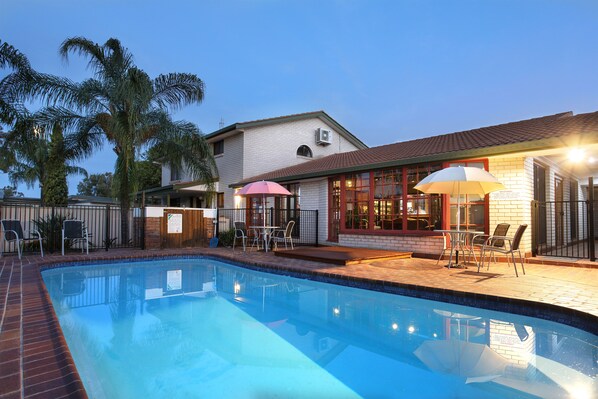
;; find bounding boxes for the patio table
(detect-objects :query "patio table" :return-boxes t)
[250,225,278,252]
[435,230,483,269]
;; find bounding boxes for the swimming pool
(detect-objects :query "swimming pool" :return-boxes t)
[42,257,597,399]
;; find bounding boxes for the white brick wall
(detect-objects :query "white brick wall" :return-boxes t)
[301,179,329,244]
[488,156,534,255]
[242,119,359,180]
[214,134,244,208]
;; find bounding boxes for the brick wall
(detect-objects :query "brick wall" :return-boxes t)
[339,233,444,256]
[301,179,328,243]
[145,217,162,250]
[488,156,534,255]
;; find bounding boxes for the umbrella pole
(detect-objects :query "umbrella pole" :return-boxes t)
[455,188,461,268]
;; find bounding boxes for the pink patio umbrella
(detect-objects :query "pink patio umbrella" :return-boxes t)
[236,181,292,227]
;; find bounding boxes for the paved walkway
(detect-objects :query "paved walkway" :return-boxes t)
[1,248,597,398]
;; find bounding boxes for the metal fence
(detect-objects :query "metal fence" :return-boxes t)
[0,202,145,254]
[531,200,596,259]
[216,208,319,246]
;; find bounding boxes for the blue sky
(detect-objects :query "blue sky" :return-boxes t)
[2,0,598,197]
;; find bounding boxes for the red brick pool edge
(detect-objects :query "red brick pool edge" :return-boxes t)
[1,248,597,398]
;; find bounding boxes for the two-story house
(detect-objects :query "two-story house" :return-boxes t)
[144,111,367,208]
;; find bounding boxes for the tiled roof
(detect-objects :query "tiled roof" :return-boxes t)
[236,111,598,185]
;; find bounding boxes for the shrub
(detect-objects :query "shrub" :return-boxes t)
[218,228,236,247]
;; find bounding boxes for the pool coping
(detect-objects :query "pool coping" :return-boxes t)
[2,249,598,399]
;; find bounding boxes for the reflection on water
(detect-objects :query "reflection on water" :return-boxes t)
[43,259,597,399]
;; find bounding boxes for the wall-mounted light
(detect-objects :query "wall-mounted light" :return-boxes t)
[233,282,241,294]
[332,307,341,316]
[408,325,415,334]
[391,323,399,331]
[568,148,586,163]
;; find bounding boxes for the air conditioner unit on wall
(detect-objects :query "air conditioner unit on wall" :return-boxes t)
[316,128,332,146]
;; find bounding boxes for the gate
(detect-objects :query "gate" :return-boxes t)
[532,199,596,260]
[160,208,208,248]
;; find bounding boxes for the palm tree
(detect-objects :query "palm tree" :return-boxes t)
[1,40,85,202]
[0,121,86,204]
[35,37,216,240]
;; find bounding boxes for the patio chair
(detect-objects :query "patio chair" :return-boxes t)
[233,222,262,252]
[233,221,248,251]
[470,223,510,265]
[479,224,527,277]
[62,220,89,256]
[0,219,44,259]
[436,232,450,265]
[272,220,295,250]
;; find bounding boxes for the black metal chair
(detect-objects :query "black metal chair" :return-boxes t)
[470,223,510,265]
[62,220,89,256]
[0,219,44,259]
[479,224,527,277]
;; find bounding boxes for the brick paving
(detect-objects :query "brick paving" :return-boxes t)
[1,247,597,398]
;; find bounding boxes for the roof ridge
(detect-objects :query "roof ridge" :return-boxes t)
[237,110,324,126]
[391,111,573,146]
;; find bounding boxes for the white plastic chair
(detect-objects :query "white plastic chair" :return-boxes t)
[0,219,44,259]
[62,220,89,256]
[272,220,295,250]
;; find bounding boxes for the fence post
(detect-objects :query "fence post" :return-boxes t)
[315,210,319,247]
[531,200,537,257]
[588,177,595,261]
[141,206,146,250]
[215,208,220,237]
[51,206,55,254]
[105,205,110,251]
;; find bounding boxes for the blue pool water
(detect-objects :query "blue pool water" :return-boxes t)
[42,258,597,399]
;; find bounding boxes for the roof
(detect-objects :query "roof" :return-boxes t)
[204,110,368,149]
[68,195,118,205]
[234,111,598,186]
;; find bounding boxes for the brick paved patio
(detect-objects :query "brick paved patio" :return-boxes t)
[1,248,597,398]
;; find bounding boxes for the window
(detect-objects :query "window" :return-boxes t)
[296,145,313,158]
[345,172,370,230]
[213,140,224,156]
[170,165,181,181]
[374,169,403,231]
[406,165,442,230]
[216,193,224,208]
[447,161,487,232]
[340,164,443,233]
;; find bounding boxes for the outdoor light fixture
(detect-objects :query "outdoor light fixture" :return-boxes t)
[391,323,399,330]
[568,148,586,163]
[233,282,241,294]
[332,307,341,316]
[408,325,415,334]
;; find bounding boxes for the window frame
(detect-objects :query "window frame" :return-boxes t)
[213,139,224,156]
[338,163,446,235]
[296,145,313,158]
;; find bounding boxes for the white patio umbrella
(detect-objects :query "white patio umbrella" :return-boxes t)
[414,339,509,384]
[414,166,505,231]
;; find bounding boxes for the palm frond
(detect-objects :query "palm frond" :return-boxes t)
[152,73,204,111]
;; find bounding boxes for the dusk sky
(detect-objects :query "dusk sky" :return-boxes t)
[2,0,598,197]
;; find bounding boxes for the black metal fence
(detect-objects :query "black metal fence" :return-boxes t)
[0,202,145,255]
[216,208,319,246]
[532,200,596,260]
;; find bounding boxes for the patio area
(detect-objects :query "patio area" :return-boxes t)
[1,247,597,398]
